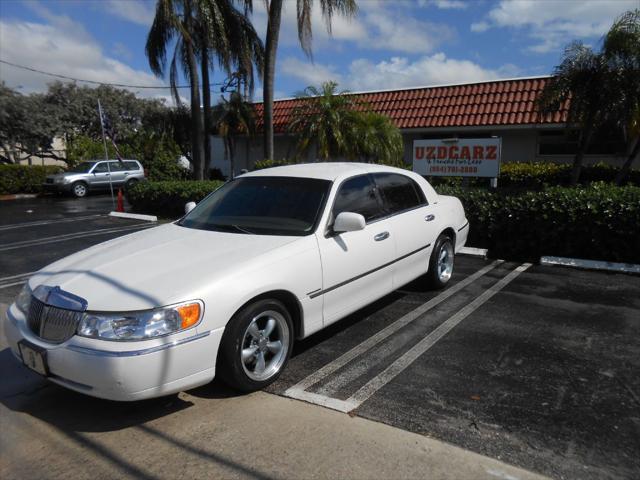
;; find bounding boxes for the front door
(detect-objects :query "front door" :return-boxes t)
[315,174,395,326]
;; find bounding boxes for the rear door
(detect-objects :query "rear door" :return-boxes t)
[372,172,435,288]
[315,174,395,326]
[107,161,128,185]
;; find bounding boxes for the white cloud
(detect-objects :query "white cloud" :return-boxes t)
[102,0,155,26]
[0,15,169,101]
[473,0,638,53]
[280,57,343,87]
[419,0,469,9]
[251,0,454,55]
[281,53,521,92]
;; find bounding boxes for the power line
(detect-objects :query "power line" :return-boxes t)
[0,58,224,89]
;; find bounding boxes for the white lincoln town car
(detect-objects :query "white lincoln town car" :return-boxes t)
[5,163,468,401]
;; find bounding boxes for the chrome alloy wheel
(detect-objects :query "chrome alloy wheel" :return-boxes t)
[73,183,87,197]
[437,240,454,283]
[240,310,290,381]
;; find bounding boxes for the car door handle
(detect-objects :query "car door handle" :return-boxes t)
[425,214,435,222]
[374,232,390,241]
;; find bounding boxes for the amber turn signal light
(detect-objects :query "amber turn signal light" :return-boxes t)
[177,302,201,330]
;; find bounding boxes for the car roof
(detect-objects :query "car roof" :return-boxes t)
[241,162,415,182]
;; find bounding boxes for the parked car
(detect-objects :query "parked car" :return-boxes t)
[43,159,145,198]
[6,163,468,401]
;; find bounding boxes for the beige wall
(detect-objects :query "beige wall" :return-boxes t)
[1,137,67,167]
[212,126,628,173]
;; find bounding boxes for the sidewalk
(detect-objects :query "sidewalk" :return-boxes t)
[1,371,549,480]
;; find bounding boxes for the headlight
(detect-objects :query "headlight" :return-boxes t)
[77,301,202,341]
[16,283,32,314]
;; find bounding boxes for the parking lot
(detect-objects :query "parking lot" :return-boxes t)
[1,195,639,480]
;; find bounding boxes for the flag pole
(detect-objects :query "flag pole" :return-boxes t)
[97,99,116,209]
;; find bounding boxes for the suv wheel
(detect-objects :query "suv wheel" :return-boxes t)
[71,181,88,198]
[125,178,138,191]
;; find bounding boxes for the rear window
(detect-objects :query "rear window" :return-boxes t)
[125,161,140,170]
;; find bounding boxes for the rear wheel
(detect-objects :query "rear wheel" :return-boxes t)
[427,234,455,289]
[124,178,138,191]
[71,181,88,198]
[218,299,293,392]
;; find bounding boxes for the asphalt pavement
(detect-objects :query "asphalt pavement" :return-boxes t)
[1,195,639,480]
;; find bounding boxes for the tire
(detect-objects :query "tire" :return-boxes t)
[217,299,293,392]
[71,181,88,198]
[427,233,455,289]
[124,178,138,191]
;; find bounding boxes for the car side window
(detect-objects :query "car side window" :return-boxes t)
[332,175,384,223]
[125,161,139,171]
[373,173,426,215]
[92,163,108,173]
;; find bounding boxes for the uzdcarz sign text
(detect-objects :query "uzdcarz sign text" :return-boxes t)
[413,138,501,177]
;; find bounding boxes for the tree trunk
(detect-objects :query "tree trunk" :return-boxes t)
[263,0,283,161]
[570,124,594,186]
[184,11,205,180]
[202,52,211,178]
[615,136,640,185]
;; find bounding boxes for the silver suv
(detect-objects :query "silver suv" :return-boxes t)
[44,160,146,198]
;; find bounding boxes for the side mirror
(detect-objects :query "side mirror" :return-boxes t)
[333,212,366,233]
[184,202,196,214]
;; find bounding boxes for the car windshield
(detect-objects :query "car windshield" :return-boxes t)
[69,162,96,173]
[178,176,331,236]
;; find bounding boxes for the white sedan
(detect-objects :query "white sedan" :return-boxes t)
[5,163,468,400]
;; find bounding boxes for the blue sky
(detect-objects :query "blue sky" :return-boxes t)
[0,0,637,104]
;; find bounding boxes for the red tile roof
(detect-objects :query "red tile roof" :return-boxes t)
[253,77,567,133]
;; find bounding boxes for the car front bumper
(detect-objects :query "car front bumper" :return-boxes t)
[4,303,223,401]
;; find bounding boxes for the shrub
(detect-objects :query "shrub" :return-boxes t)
[253,159,293,170]
[428,162,639,190]
[437,183,640,263]
[126,180,224,218]
[0,164,65,194]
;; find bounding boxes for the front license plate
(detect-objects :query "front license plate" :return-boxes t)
[18,341,49,376]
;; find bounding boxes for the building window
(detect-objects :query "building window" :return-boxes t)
[538,128,625,156]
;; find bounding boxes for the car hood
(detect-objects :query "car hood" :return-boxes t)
[28,223,300,311]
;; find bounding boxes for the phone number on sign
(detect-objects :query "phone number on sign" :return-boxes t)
[429,165,478,174]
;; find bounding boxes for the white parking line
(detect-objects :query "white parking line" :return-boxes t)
[0,280,30,290]
[285,262,530,413]
[285,260,502,398]
[0,271,37,282]
[0,214,104,231]
[0,223,153,252]
[347,263,531,408]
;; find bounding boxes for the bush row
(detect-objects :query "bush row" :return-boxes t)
[0,164,64,195]
[438,183,640,264]
[126,180,224,218]
[429,162,639,190]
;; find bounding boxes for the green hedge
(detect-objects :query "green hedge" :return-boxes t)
[0,164,65,195]
[438,183,640,263]
[253,159,293,170]
[126,180,224,218]
[429,162,639,190]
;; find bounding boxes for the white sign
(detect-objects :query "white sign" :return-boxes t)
[413,138,501,177]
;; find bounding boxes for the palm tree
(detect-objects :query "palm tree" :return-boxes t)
[289,81,404,165]
[262,0,358,161]
[537,42,608,185]
[289,81,356,161]
[603,9,640,185]
[146,0,264,180]
[350,111,404,166]
[147,0,205,179]
[213,91,256,178]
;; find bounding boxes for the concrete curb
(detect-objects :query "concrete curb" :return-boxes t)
[0,194,39,201]
[108,211,157,222]
[459,247,488,258]
[540,256,640,275]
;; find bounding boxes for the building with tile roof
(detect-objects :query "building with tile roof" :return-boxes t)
[210,76,626,176]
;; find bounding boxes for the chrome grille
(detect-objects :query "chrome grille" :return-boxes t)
[27,296,81,343]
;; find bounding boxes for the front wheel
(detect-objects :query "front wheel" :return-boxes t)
[217,299,293,392]
[71,181,88,198]
[427,234,455,289]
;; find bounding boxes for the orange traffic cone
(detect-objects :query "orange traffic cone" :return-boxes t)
[116,189,124,213]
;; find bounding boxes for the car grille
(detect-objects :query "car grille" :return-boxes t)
[46,178,54,184]
[27,296,81,343]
